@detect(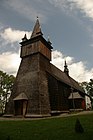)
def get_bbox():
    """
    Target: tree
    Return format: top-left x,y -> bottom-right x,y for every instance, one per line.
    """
80,79 -> 93,109
87,79 -> 93,96
80,79 -> 93,97
80,81 -> 89,94
0,70 -> 15,114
